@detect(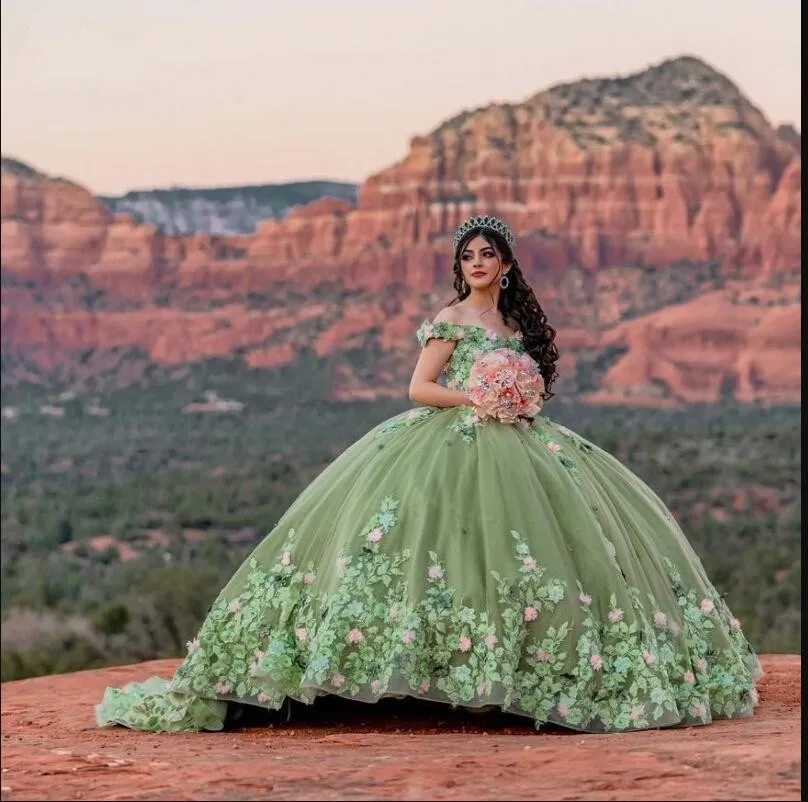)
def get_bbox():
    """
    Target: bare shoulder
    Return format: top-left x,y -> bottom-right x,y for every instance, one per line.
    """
433,305 -> 463,324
